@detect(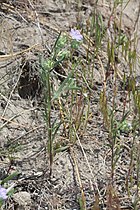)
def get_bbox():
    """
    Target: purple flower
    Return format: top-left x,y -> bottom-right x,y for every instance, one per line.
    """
69,29 -> 83,41
0,186 -> 7,200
